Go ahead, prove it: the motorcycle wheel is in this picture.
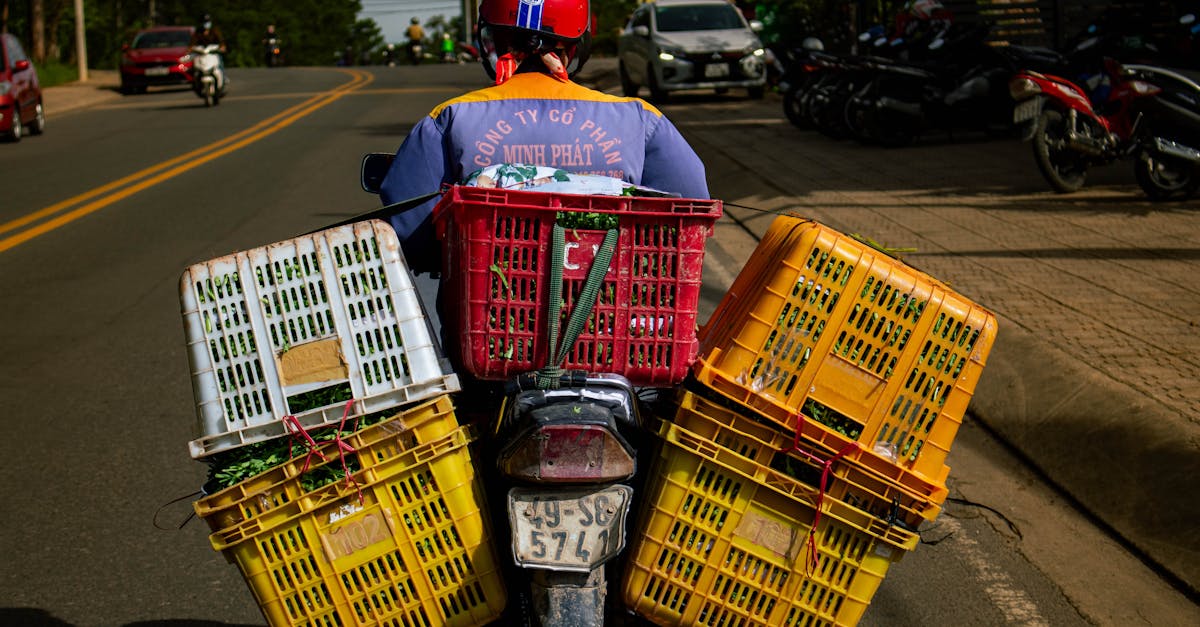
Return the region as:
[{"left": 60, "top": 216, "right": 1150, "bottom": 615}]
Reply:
[
  {"left": 782, "top": 85, "right": 809, "bottom": 128},
  {"left": 204, "top": 85, "right": 214, "bottom": 108},
  {"left": 619, "top": 61, "right": 638, "bottom": 98},
  {"left": 1134, "top": 148, "right": 1199, "bottom": 201},
  {"left": 1032, "top": 109, "right": 1088, "bottom": 193}
]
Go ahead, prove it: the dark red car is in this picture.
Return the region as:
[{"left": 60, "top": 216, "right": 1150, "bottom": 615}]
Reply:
[
  {"left": 119, "top": 26, "right": 195, "bottom": 94},
  {"left": 1, "top": 32, "right": 45, "bottom": 142}
]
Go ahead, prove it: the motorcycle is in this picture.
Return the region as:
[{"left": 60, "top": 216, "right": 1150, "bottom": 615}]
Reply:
[
  {"left": 190, "top": 44, "right": 226, "bottom": 107},
  {"left": 264, "top": 37, "right": 282, "bottom": 67},
  {"left": 408, "top": 41, "right": 424, "bottom": 65},
  {"left": 357, "top": 154, "right": 722, "bottom": 626},
  {"left": 1010, "top": 57, "right": 1162, "bottom": 193},
  {"left": 846, "top": 23, "right": 1068, "bottom": 147},
  {"left": 1125, "top": 62, "right": 1200, "bottom": 200}
]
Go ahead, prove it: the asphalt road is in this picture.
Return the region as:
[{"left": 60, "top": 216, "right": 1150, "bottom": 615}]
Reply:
[{"left": 0, "top": 64, "right": 1196, "bottom": 626}]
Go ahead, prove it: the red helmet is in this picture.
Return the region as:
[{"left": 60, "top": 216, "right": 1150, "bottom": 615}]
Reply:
[
  {"left": 480, "top": 0, "right": 590, "bottom": 40},
  {"left": 477, "top": 0, "right": 592, "bottom": 78}
]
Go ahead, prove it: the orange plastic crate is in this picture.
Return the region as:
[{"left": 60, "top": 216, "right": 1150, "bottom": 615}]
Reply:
[
  {"left": 194, "top": 423, "right": 506, "bottom": 627},
  {"left": 672, "top": 390, "right": 944, "bottom": 529},
  {"left": 696, "top": 215, "right": 997, "bottom": 482},
  {"left": 623, "top": 420, "right": 913, "bottom": 626}
]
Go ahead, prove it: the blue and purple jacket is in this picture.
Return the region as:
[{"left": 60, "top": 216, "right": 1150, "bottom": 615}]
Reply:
[{"left": 380, "top": 71, "right": 710, "bottom": 266}]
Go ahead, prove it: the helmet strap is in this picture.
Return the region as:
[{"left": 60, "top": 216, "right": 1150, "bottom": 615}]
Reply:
[{"left": 494, "top": 50, "right": 570, "bottom": 85}]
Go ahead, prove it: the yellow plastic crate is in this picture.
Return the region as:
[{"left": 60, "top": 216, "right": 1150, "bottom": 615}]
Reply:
[
  {"left": 673, "top": 390, "right": 944, "bottom": 529},
  {"left": 197, "top": 394, "right": 462, "bottom": 535},
  {"left": 622, "top": 420, "right": 915, "bottom": 627},
  {"left": 696, "top": 215, "right": 998, "bottom": 482},
  {"left": 195, "top": 425, "right": 506, "bottom": 627}
]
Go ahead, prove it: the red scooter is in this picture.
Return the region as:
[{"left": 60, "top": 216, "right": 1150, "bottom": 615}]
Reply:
[{"left": 1010, "top": 58, "right": 1162, "bottom": 193}]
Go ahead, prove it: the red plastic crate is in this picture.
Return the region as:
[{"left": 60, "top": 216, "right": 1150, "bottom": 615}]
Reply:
[{"left": 432, "top": 186, "right": 722, "bottom": 386}]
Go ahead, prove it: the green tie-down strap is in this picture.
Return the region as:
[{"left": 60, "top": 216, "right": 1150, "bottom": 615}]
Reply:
[{"left": 535, "top": 223, "right": 619, "bottom": 389}]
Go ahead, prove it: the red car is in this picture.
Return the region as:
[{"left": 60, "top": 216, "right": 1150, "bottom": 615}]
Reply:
[
  {"left": 1, "top": 32, "right": 45, "bottom": 142},
  {"left": 119, "top": 26, "right": 195, "bottom": 94}
]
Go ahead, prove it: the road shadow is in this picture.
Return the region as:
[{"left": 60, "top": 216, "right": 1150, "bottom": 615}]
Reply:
[
  {"left": 0, "top": 609, "right": 75, "bottom": 626},
  {"left": 0, "top": 609, "right": 262, "bottom": 626}
]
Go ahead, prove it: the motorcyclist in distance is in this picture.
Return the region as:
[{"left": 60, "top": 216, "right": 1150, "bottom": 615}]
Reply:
[
  {"left": 379, "top": 0, "right": 709, "bottom": 271},
  {"left": 262, "top": 23, "right": 281, "bottom": 67},
  {"left": 406, "top": 17, "right": 426, "bottom": 65}
]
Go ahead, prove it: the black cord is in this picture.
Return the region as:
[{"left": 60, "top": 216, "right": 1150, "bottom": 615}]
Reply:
[
  {"left": 153, "top": 490, "right": 202, "bottom": 531},
  {"left": 946, "top": 495, "right": 1024, "bottom": 539}
]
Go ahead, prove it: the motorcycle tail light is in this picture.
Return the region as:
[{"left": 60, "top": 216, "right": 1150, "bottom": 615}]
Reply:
[
  {"left": 1009, "top": 76, "right": 1042, "bottom": 99},
  {"left": 500, "top": 424, "right": 635, "bottom": 483}
]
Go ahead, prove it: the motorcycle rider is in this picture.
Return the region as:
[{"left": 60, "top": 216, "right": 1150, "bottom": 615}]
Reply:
[
  {"left": 406, "top": 17, "right": 425, "bottom": 65},
  {"left": 190, "top": 14, "right": 227, "bottom": 54},
  {"left": 262, "top": 23, "right": 281, "bottom": 67},
  {"left": 380, "top": 0, "right": 709, "bottom": 271},
  {"left": 190, "top": 14, "right": 227, "bottom": 91}
]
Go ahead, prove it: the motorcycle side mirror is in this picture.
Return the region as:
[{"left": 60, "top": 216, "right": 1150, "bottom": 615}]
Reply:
[
  {"left": 859, "top": 31, "right": 872, "bottom": 42},
  {"left": 360, "top": 153, "right": 395, "bottom": 194},
  {"left": 1181, "top": 14, "right": 1196, "bottom": 26},
  {"left": 874, "top": 37, "right": 888, "bottom": 48}
]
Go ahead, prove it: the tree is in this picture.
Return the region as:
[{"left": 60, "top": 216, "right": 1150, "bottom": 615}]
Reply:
[{"left": 3, "top": 0, "right": 377, "bottom": 69}]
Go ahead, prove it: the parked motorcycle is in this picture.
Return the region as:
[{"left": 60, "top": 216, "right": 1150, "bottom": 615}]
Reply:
[
  {"left": 846, "top": 23, "right": 1068, "bottom": 147},
  {"left": 1125, "top": 62, "right": 1200, "bottom": 200},
  {"left": 190, "top": 44, "right": 226, "bottom": 107},
  {"left": 1010, "top": 57, "right": 1162, "bottom": 193}
]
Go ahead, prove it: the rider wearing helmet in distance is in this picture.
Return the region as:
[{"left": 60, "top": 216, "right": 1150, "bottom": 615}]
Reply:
[{"left": 380, "top": 0, "right": 710, "bottom": 271}]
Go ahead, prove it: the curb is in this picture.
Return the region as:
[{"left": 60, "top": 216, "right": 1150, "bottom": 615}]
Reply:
[{"left": 971, "top": 321, "right": 1200, "bottom": 594}]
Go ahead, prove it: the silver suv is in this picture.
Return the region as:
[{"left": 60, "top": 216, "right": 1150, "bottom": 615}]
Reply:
[{"left": 617, "top": 0, "right": 767, "bottom": 101}]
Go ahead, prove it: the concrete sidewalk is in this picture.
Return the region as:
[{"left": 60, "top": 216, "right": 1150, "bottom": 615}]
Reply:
[
  {"left": 41, "top": 70, "right": 121, "bottom": 117},
  {"left": 42, "top": 60, "right": 1200, "bottom": 598}
]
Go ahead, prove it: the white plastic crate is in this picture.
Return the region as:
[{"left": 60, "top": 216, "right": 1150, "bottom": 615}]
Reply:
[{"left": 180, "top": 220, "right": 459, "bottom": 459}]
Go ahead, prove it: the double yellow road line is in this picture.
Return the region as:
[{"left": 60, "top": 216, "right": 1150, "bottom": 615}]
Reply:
[{"left": 0, "top": 68, "right": 374, "bottom": 254}]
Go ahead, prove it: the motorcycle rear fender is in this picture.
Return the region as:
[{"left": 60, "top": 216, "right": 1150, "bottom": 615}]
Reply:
[{"left": 1021, "top": 72, "right": 1098, "bottom": 119}]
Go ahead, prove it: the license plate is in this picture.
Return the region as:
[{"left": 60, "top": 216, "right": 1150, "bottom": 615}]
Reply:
[
  {"left": 1013, "top": 98, "right": 1042, "bottom": 124},
  {"left": 509, "top": 485, "right": 632, "bottom": 571},
  {"left": 145, "top": 67, "right": 170, "bottom": 76},
  {"left": 704, "top": 63, "right": 730, "bottom": 78}
]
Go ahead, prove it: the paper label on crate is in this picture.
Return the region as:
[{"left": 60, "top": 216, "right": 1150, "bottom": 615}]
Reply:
[
  {"left": 319, "top": 506, "right": 397, "bottom": 564},
  {"left": 811, "top": 355, "right": 887, "bottom": 418},
  {"left": 276, "top": 337, "right": 348, "bottom": 388},
  {"left": 733, "top": 509, "right": 803, "bottom": 561}
]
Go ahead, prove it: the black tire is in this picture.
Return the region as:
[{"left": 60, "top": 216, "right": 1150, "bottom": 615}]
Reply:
[
  {"left": 844, "top": 92, "right": 876, "bottom": 145},
  {"left": 1134, "top": 148, "right": 1199, "bottom": 201},
  {"left": 782, "top": 85, "right": 808, "bottom": 128},
  {"left": 203, "top": 84, "right": 214, "bottom": 107},
  {"left": 5, "top": 106, "right": 22, "bottom": 142},
  {"left": 647, "top": 64, "right": 667, "bottom": 103},
  {"left": 28, "top": 101, "right": 45, "bottom": 135},
  {"left": 619, "top": 61, "right": 638, "bottom": 97},
  {"left": 1032, "top": 108, "right": 1088, "bottom": 193}
]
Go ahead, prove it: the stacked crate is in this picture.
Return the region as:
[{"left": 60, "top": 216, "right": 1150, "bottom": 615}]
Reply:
[
  {"left": 179, "top": 221, "right": 506, "bottom": 627},
  {"left": 623, "top": 215, "right": 998, "bottom": 626}
]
